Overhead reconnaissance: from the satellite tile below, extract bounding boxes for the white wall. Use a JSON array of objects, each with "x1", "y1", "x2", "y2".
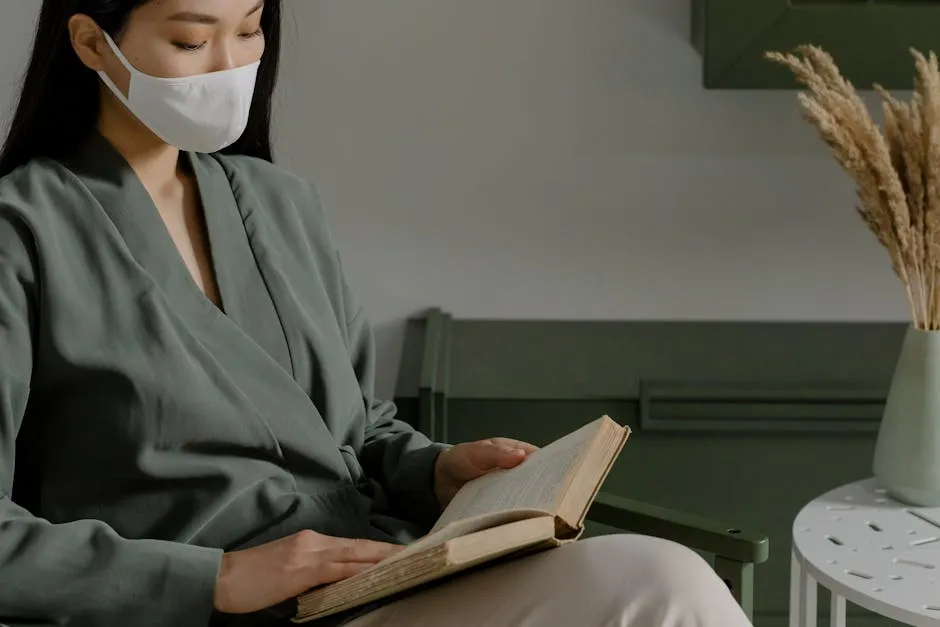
[
  {"x1": 0, "y1": 1, "x2": 909, "y2": 397},
  {"x1": 275, "y1": 0, "x2": 909, "y2": 395}
]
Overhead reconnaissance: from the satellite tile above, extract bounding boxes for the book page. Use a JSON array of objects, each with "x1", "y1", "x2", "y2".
[{"x1": 430, "y1": 421, "x2": 600, "y2": 533}]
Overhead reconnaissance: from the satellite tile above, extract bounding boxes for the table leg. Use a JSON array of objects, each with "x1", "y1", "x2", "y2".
[
  {"x1": 789, "y1": 549, "x2": 817, "y2": 627},
  {"x1": 829, "y1": 593, "x2": 845, "y2": 627},
  {"x1": 790, "y1": 550, "x2": 801, "y2": 627}
]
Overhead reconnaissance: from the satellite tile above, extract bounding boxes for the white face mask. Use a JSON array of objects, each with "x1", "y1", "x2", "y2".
[{"x1": 97, "y1": 32, "x2": 260, "y2": 153}]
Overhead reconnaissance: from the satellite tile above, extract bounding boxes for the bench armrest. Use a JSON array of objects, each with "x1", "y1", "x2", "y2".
[{"x1": 588, "y1": 492, "x2": 769, "y2": 564}]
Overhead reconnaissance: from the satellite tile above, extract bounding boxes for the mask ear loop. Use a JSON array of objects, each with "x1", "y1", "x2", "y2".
[
  {"x1": 100, "y1": 31, "x2": 138, "y2": 76},
  {"x1": 96, "y1": 30, "x2": 137, "y2": 104},
  {"x1": 95, "y1": 30, "x2": 176, "y2": 147}
]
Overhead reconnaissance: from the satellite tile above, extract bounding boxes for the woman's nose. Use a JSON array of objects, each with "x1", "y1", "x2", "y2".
[{"x1": 211, "y1": 47, "x2": 238, "y2": 73}]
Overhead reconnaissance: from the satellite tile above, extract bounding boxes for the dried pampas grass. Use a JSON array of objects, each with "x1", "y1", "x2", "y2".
[{"x1": 766, "y1": 46, "x2": 940, "y2": 330}]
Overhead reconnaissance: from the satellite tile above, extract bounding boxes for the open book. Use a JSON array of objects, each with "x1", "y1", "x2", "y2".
[{"x1": 293, "y1": 415, "x2": 631, "y2": 623}]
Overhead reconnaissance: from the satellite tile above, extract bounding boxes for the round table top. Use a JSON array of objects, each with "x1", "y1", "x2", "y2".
[{"x1": 793, "y1": 478, "x2": 940, "y2": 626}]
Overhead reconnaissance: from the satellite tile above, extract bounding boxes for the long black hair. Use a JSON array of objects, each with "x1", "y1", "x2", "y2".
[{"x1": 0, "y1": 0, "x2": 282, "y2": 178}]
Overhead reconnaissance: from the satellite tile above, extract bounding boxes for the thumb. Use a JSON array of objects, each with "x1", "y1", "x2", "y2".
[{"x1": 471, "y1": 439, "x2": 527, "y2": 471}]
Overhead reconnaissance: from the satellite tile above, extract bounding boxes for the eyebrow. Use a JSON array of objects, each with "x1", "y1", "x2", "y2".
[{"x1": 167, "y1": 0, "x2": 264, "y2": 24}]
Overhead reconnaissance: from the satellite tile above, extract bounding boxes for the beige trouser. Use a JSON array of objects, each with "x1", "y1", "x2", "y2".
[{"x1": 347, "y1": 534, "x2": 754, "y2": 627}]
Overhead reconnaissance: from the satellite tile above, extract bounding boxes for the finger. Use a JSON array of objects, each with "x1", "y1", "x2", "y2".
[
  {"x1": 320, "y1": 534, "x2": 402, "y2": 553},
  {"x1": 489, "y1": 437, "x2": 538, "y2": 455},
  {"x1": 470, "y1": 439, "x2": 528, "y2": 470},
  {"x1": 323, "y1": 541, "x2": 403, "y2": 564}
]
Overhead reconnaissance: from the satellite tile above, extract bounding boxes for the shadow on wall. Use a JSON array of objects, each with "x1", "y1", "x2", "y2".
[
  {"x1": 373, "y1": 317, "x2": 413, "y2": 401},
  {"x1": 634, "y1": 0, "x2": 691, "y2": 43}
]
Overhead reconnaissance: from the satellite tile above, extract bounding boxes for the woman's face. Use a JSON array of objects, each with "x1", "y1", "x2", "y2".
[{"x1": 74, "y1": 0, "x2": 266, "y2": 93}]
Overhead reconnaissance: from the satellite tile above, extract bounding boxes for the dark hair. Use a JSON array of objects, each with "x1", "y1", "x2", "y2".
[{"x1": 0, "y1": 0, "x2": 282, "y2": 178}]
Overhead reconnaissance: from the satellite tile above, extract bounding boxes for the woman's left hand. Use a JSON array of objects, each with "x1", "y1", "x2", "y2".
[{"x1": 433, "y1": 437, "x2": 538, "y2": 507}]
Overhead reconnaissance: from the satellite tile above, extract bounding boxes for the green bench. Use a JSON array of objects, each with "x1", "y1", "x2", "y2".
[{"x1": 401, "y1": 307, "x2": 771, "y2": 621}]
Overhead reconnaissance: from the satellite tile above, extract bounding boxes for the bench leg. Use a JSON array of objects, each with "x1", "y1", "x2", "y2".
[{"x1": 714, "y1": 556, "x2": 755, "y2": 623}]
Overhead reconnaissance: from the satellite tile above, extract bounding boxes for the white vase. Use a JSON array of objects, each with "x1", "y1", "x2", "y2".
[{"x1": 873, "y1": 326, "x2": 940, "y2": 506}]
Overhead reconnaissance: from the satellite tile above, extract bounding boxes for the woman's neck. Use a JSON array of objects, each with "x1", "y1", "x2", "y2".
[{"x1": 97, "y1": 95, "x2": 185, "y2": 194}]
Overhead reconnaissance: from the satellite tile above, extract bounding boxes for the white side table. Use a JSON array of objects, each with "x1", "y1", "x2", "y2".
[{"x1": 790, "y1": 478, "x2": 940, "y2": 627}]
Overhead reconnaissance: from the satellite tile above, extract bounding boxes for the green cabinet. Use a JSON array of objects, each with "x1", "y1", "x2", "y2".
[{"x1": 693, "y1": 0, "x2": 940, "y2": 89}]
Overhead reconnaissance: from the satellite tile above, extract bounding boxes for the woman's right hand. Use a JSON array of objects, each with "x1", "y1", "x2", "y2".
[{"x1": 212, "y1": 529, "x2": 403, "y2": 614}]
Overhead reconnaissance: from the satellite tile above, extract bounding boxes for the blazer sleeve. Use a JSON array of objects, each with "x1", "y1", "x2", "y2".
[
  {"x1": 337, "y1": 257, "x2": 450, "y2": 531},
  {"x1": 0, "y1": 212, "x2": 223, "y2": 627}
]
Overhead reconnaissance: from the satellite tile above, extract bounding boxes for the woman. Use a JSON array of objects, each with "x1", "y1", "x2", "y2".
[{"x1": 0, "y1": 1, "x2": 753, "y2": 626}]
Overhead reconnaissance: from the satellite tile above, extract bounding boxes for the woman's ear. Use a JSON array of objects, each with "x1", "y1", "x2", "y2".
[{"x1": 67, "y1": 14, "x2": 108, "y2": 72}]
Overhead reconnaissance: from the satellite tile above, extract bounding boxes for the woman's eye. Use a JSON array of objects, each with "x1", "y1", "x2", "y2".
[
  {"x1": 239, "y1": 28, "x2": 263, "y2": 40},
  {"x1": 172, "y1": 41, "x2": 206, "y2": 52}
]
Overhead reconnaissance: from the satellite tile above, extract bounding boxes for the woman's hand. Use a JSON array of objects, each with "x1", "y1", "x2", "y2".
[
  {"x1": 213, "y1": 530, "x2": 403, "y2": 614},
  {"x1": 433, "y1": 437, "x2": 538, "y2": 506}
]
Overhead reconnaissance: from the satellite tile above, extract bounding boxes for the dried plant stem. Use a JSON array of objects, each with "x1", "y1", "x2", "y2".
[{"x1": 766, "y1": 46, "x2": 940, "y2": 330}]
